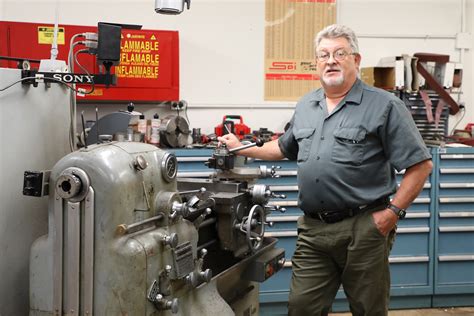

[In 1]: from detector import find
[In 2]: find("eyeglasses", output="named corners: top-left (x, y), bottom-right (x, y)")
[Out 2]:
top-left (316, 48), bottom-right (357, 63)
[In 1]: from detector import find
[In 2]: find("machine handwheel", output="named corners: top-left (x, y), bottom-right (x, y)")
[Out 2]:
top-left (245, 204), bottom-right (265, 252)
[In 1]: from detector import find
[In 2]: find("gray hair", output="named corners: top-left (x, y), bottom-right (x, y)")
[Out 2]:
top-left (314, 24), bottom-right (359, 54)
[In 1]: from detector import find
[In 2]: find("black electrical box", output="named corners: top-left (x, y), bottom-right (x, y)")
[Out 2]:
top-left (97, 22), bottom-right (122, 66)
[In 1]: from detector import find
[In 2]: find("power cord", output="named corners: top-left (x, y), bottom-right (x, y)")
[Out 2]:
top-left (66, 32), bottom-right (97, 151)
top-left (74, 49), bottom-right (95, 95)
top-left (0, 75), bottom-right (92, 93)
top-left (449, 104), bottom-right (466, 135)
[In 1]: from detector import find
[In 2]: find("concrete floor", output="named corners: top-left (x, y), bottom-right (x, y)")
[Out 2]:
top-left (329, 307), bottom-right (474, 315)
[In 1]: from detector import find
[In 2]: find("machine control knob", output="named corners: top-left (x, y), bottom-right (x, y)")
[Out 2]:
top-left (278, 257), bottom-right (286, 268)
top-left (162, 233), bottom-right (178, 248)
top-left (134, 155), bottom-right (148, 171)
top-left (168, 298), bottom-right (179, 314)
top-left (186, 269), bottom-right (213, 287)
top-left (155, 295), bottom-right (179, 314)
top-left (98, 134), bottom-right (113, 143)
top-left (275, 206), bottom-right (286, 213)
top-left (185, 272), bottom-right (198, 287)
top-left (199, 269), bottom-right (212, 283)
top-left (254, 138), bottom-right (264, 147)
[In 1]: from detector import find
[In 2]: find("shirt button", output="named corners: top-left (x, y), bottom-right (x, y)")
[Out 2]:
top-left (321, 201), bottom-right (324, 204)
top-left (321, 136), bottom-right (325, 140)
top-left (316, 156), bottom-right (320, 160)
top-left (316, 179), bottom-right (319, 183)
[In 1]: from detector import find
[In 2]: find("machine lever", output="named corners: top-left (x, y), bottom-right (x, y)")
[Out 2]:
top-left (116, 214), bottom-right (164, 235)
top-left (270, 165), bottom-right (282, 178)
top-left (265, 205), bottom-right (286, 213)
top-left (271, 193), bottom-right (286, 199)
top-left (183, 198), bottom-right (215, 221)
top-left (178, 187), bottom-right (206, 195)
top-left (228, 138), bottom-right (264, 154)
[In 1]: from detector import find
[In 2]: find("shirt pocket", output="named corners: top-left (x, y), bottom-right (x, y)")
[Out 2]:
top-left (332, 127), bottom-right (367, 165)
top-left (294, 128), bottom-right (316, 162)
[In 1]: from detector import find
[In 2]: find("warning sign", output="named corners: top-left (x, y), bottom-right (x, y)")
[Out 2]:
top-left (38, 26), bottom-right (65, 45)
top-left (116, 36), bottom-right (160, 79)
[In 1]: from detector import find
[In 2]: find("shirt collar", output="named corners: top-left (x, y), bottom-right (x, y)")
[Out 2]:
top-left (309, 78), bottom-right (363, 105)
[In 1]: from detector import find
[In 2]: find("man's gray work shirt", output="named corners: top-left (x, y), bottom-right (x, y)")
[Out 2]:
top-left (278, 79), bottom-right (431, 213)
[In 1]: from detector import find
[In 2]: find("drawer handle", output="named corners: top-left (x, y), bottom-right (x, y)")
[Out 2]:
top-left (283, 256), bottom-right (430, 267)
top-left (439, 212), bottom-right (474, 218)
top-left (438, 255), bottom-right (474, 262)
top-left (267, 216), bottom-right (299, 222)
top-left (439, 226), bottom-right (474, 232)
top-left (397, 227), bottom-right (430, 233)
top-left (440, 154), bottom-right (474, 159)
top-left (439, 197), bottom-right (474, 203)
top-left (440, 168), bottom-right (474, 174)
top-left (265, 231), bottom-right (297, 238)
top-left (440, 182), bottom-right (474, 189)
top-left (389, 256), bottom-right (429, 263)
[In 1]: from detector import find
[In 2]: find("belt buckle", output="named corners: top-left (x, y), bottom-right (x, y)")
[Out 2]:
top-left (323, 210), bottom-right (349, 223)
top-left (317, 212), bottom-right (327, 223)
top-left (319, 211), bottom-right (341, 224)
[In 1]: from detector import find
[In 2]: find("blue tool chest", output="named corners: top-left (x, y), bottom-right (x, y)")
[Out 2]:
top-left (172, 147), bottom-right (474, 314)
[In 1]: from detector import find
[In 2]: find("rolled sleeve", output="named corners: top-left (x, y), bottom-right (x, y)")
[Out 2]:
top-left (381, 99), bottom-right (432, 171)
top-left (278, 115), bottom-right (298, 161)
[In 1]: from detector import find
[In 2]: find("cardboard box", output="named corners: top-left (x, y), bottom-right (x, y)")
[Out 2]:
top-left (361, 67), bottom-right (398, 90)
top-left (376, 56), bottom-right (404, 89)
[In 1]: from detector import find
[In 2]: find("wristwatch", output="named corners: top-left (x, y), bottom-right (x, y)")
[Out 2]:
top-left (387, 203), bottom-right (406, 219)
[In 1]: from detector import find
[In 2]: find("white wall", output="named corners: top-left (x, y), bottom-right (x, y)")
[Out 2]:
top-left (466, 0), bottom-right (474, 131)
top-left (339, 0), bottom-right (474, 133)
top-left (2, 0), bottom-right (473, 135)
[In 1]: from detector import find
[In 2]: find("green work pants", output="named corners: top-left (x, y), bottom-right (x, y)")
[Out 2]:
top-left (288, 210), bottom-right (396, 316)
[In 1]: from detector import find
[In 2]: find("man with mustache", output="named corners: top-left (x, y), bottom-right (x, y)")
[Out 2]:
top-left (218, 24), bottom-right (432, 315)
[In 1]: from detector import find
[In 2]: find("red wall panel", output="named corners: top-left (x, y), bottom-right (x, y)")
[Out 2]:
top-left (0, 21), bottom-right (179, 102)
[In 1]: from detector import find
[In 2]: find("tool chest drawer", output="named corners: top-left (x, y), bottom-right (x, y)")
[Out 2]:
top-left (434, 148), bottom-right (474, 300)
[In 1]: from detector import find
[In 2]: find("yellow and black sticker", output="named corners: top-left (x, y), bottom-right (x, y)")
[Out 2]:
top-left (38, 26), bottom-right (65, 45)
top-left (117, 38), bottom-right (160, 79)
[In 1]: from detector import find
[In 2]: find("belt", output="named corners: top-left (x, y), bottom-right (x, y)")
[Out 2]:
top-left (305, 196), bottom-right (390, 224)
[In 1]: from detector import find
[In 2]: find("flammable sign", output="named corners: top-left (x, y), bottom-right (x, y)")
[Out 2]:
top-left (117, 35), bottom-right (161, 79)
